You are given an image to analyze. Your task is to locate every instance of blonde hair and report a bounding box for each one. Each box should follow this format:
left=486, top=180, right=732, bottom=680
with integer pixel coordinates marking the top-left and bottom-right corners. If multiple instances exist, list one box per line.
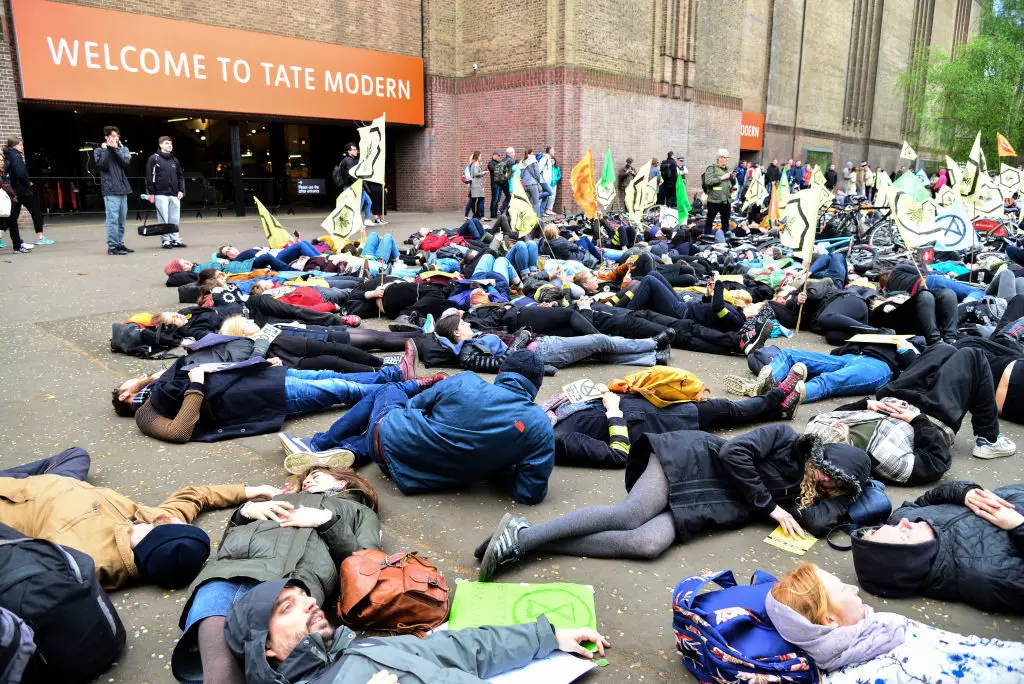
left=219, top=315, right=251, bottom=337
left=730, top=290, right=753, bottom=307
left=542, top=225, right=559, bottom=241
left=796, top=463, right=843, bottom=510
left=770, top=563, right=833, bottom=625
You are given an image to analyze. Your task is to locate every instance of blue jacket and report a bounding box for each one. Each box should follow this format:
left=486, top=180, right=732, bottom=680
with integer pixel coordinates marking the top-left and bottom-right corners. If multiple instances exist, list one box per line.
left=379, top=372, right=554, bottom=504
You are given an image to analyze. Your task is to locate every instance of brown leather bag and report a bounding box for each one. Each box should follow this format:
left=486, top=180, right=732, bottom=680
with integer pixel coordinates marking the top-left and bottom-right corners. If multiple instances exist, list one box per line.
left=336, top=550, right=451, bottom=635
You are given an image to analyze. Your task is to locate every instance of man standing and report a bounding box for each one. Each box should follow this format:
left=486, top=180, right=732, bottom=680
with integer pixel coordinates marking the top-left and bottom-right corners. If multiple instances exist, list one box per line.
left=5, top=137, right=51, bottom=246
left=94, top=126, right=134, bottom=255
left=825, top=163, right=838, bottom=191
left=498, top=147, right=516, bottom=214
left=704, top=149, right=735, bottom=236
left=487, top=150, right=505, bottom=218
left=658, top=151, right=678, bottom=207
left=766, top=158, right=781, bottom=188
left=856, top=162, right=869, bottom=196
left=145, top=136, right=186, bottom=249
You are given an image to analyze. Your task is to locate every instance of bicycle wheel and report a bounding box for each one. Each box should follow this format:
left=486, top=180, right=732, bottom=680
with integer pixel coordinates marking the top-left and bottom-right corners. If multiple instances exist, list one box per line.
left=867, top=220, right=904, bottom=250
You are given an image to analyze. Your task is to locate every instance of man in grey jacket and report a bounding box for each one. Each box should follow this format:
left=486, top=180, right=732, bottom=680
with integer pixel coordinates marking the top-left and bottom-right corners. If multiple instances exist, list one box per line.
left=224, top=578, right=609, bottom=683
left=94, top=125, right=134, bottom=255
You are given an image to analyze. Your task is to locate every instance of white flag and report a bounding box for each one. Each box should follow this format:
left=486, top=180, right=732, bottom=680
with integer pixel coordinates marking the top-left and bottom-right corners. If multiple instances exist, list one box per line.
left=935, top=199, right=978, bottom=251
left=900, top=141, right=918, bottom=161
left=323, top=179, right=364, bottom=243
left=781, top=189, right=818, bottom=261
left=350, top=114, right=386, bottom=184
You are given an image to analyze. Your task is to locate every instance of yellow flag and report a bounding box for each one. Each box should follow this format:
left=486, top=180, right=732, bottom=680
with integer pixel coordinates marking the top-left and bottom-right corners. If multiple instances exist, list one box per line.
left=624, top=161, right=656, bottom=224
left=945, top=156, right=963, bottom=197
left=887, top=188, right=941, bottom=248
left=781, top=189, right=817, bottom=262
left=509, top=177, right=539, bottom=236
left=962, top=132, right=984, bottom=199
left=874, top=167, right=894, bottom=206
left=351, top=114, right=386, bottom=184
left=742, top=167, right=767, bottom=212
left=254, top=196, right=292, bottom=249
left=965, top=172, right=1006, bottom=220
left=997, top=133, right=1017, bottom=157
left=570, top=148, right=599, bottom=219
left=321, top=179, right=364, bottom=245
left=900, top=141, right=918, bottom=161
left=811, top=165, right=827, bottom=188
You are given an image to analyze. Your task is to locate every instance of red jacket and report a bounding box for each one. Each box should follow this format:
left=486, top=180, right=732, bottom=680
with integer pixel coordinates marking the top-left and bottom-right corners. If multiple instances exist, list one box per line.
left=277, top=286, right=335, bottom=313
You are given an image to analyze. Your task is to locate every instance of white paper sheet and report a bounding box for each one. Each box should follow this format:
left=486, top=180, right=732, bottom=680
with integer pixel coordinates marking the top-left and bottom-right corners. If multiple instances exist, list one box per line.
left=487, top=651, right=597, bottom=683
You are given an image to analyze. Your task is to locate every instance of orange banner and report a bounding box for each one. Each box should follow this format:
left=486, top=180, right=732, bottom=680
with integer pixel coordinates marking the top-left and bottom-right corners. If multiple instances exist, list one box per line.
left=739, top=112, right=764, bottom=151
left=10, top=0, right=424, bottom=125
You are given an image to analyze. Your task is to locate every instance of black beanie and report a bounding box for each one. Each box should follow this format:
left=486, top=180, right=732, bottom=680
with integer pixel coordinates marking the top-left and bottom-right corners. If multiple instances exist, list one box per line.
left=500, top=350, right=544, bottom=392
left=851, top=527, right=938, bottom=598
left=133, top=524, right=211, bottom=589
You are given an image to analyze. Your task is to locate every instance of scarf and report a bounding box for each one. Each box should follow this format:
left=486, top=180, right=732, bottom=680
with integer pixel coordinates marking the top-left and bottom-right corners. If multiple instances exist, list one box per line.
left=764, top=593, right=907, bottom=671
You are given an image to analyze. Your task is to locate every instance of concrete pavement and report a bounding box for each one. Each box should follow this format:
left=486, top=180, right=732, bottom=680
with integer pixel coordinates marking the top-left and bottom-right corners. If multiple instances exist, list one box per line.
left=0, top=210, right=1020, bottom=683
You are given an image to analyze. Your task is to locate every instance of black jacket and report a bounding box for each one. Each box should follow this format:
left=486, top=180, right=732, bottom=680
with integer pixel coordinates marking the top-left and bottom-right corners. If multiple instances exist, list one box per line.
left=824, top=169, right=837, bottom=190
left=628, top=425, right=871, bottom=542
left=765, top=164, right=781, bottom=184
left=94, top=145, right=133, bottom=196
left=336, top=155, right=358, bottom=189
left=890, top=481, right=1024, bottom=614
left=145, top=151, right=185, bottom=196
left=659, top=158, right=678, bottom=184
left=3, top=147, right=31, bottom=197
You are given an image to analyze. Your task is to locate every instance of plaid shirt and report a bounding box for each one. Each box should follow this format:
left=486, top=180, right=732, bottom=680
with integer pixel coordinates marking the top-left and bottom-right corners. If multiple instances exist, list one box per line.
left=806, top=410, right=952, bottom=484
left=132, top=384, right=153, bottom=412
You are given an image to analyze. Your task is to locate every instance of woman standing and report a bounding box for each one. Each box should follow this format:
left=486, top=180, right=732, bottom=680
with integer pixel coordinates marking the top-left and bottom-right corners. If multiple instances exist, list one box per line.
left=465, top=151, right=485, bottom=220
left=0, top=151, right=26, bottom=253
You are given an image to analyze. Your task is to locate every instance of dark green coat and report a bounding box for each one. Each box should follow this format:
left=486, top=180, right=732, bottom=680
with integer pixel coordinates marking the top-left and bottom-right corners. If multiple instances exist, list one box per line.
left=180, top=490, right=382, bottom=623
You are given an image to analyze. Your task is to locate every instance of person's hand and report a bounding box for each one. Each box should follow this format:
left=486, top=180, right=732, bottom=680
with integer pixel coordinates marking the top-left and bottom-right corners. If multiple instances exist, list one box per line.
left=242, top=500, right=295, bottom=522
left=187, top=368, right=206, bottom=384
left=880, top=400, right=919, bottom=423
left=148, top=195, right=155, bottom=204
left=267, top=357, right=283, bottom=367
left=602, top=391, right=621, bottom=412
left=796, top=291, right=808, bottom=305
left=966, top=488, right=1022, bottom=530
left=769, top=505, right=806, bottom=538
left=554, top=627, right=610, bottom=659
left=244, top=485, right=283, bottom=501
left=101, top=142, right=108, bottom=149
left=280, top=506, right=332, bottom=528
left=177, top=191, right=184, bottom=199
left=366, top=672, right=398, bottom=684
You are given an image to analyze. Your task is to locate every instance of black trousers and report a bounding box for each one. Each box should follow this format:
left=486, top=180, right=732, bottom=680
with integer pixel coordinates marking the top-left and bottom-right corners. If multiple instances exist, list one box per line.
left=915, top=289, right=958, bottom=343
left=705, top=202, right=730, bottom=235
left=0, top=213, right=22, bottom=249
left=632, top=310, right=738, bottom=355
left=586, top=307, right=667, bottom=339
left=248, top=294, right=342, bottom=327
left=696, top=388, right=784, bottom=430
left=18, top=192, right=43, bottom=233
left=504, top=307, right=599, bottom=337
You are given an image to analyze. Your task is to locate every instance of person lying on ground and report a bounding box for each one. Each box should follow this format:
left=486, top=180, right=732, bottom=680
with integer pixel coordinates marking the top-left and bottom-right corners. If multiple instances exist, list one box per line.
left=197, top=269, right=360, bottom=327
left=765, top=562, right=1024, bottom=682
left=0, top=447, right=279, bottom=590
left=164, top=252, right=307, bottom=278
left=850, top=480, right=1023, bottom=615
left=223, top=578, right=609, bottom=684
left=549, top=383, right=805, bottom=468
left=617, top=272, right=749, bottom=332
left=216, top=240, right=322, bottom=267
left=279, top=351, right=553, bottom=504
left=171, top=465, right=382, bottom=684
left=474, top=424, right=871, bottom=581
left=878, top=265, right=959, bottom=345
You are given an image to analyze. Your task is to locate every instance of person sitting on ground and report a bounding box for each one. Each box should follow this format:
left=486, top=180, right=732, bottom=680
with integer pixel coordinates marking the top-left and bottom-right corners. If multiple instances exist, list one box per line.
left=0, top=447, right=279, bottom=590
left=765, top=563, right=1024, bottom=681
left=850, top=480, right=1024, bottom=615
left=223, top=578, right=609, bottom=684
left=171, top=465, right=382, bottom=684
left=474, top=424, right=871, bottom=581
left=280, top=351, right=554, bottom=504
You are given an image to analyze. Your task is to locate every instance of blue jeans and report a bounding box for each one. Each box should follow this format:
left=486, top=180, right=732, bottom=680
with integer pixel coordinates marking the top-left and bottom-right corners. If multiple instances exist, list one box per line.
left=473, top=253, right=515, bottom=282
left=103, top=195, right=128, bottom=249
left=507, top=240, right=539, bottom=275
left=769, top=350, right=892, bottom=403
left=276, top=241, right=321, bottom=262
left=0, top=448, right=90, bottom=480
left=810, top=252, right=848, bottom=288
left=490, top=182, right=508, bottom=217
left=457, top=218, right=485, bottom=241
left=283, top=366, right=411, bottom=416
left=538, top=182, right=553, bottom=210
left=924, top=274, right=984, bottom=302
left=533, top=334, right=657, bottom=368
left=363, top=232, right=398, bottom=262
left=310, top=383, right=416, bottom=466
left=361, top=190, right=374, bottom=220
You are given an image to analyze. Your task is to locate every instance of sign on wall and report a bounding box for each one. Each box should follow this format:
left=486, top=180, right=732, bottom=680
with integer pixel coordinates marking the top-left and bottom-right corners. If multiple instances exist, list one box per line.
left=10, top=0, right=425, bottom=125
left=740, top=112, right=765, bottom=151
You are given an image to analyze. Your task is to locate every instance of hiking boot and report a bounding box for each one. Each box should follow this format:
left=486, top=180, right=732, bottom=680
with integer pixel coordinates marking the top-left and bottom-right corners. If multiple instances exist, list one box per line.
left=341, top=315, right=361, bottom=327
left=972, top=435, right=1017, bottom=459
left=724, top=365, right=775, bottom=397
left=652, top=329, right=675, bottom=350
left=740, top=320, right=773, bottom=356
left=415, top=373, right=448, bottom=390
left=779, top=381, right=806, bottom=421
left=777, top=363, right=808, bottom=394
left=389, top=315, right=422, bottom=333
left=399, top=339, right=418, bottom=380
left=655, top=348, right=671, bottom=366
left=478, top=513, right=531, bottom=581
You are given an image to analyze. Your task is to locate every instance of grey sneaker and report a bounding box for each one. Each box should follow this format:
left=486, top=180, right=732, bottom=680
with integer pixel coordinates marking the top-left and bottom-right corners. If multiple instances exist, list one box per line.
left=972, top=435, right=1016, bottom=459
left=478, top=513, right=531, bottom=581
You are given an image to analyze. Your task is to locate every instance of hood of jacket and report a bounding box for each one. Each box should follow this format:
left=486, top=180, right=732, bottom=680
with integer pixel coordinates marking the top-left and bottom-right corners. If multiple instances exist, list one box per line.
left=494, top=370, right=539, bottom=400
left=799, top=433, right=870, bottom=497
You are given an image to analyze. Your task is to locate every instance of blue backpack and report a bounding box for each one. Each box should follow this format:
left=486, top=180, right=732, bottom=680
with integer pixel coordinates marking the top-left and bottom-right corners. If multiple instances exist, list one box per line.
left=672, top=570, right=819, bottom=684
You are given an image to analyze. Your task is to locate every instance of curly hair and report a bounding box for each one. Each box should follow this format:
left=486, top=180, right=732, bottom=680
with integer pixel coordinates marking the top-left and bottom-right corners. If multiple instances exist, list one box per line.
left=796, top=464, right=844, bottom=511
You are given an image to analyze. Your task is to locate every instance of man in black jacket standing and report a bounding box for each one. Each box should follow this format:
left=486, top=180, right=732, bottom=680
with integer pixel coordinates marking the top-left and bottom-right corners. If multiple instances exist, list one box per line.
left=145, top=136, right=187, bottom=249
left=4, top=137, right=51, bottom=246
left=658, top=152, right=678, bottom=208
left=94, top=125, right=134, bottom=255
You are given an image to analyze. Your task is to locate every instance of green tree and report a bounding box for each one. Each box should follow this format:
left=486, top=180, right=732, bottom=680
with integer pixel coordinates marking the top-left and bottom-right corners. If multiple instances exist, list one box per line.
left=901, top=0, right=1024, bottom=161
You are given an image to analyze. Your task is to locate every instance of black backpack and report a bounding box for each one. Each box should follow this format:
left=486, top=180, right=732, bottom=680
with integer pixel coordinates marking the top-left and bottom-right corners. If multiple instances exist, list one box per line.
left=492, top=159, right=511, bottom=187
left=331, top=162, right=344, bottom=187
left=110, top=323, right=179, bottom=359
left=701, top=167, right=711, bottom=193
left=0, top=524, right=126, bottom=683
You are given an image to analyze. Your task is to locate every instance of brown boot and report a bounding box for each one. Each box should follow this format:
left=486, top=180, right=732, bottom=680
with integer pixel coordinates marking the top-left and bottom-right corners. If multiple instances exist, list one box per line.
left=415, top=372, right=449, bottom=390
left=399, top=339, right=419, bottom=380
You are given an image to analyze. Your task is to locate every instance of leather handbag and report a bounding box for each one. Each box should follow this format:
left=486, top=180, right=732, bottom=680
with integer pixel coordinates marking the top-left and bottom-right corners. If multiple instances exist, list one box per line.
left=336, top=550, right=450, bottom=636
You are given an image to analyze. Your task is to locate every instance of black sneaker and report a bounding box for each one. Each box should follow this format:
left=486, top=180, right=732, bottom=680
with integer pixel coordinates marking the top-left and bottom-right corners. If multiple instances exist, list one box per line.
left=118, top=244, right=135, bottom=253
left=655, top=348, right=671, bottom=365
left=162, top=242, right=175, bottom=249
left=173, top=241, right=188, bottom=248
left=740, top=320, right=773, bottom=356
left=108, top=246, right=128, bottom=255
left=779, top=381, right=806, bottom=420
left=478, top=513, right=531, bottom=581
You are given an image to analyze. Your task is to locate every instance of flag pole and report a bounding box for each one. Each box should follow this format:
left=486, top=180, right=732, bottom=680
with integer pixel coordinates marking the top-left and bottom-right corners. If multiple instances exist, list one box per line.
left=794, top=247, right=812, bottom=333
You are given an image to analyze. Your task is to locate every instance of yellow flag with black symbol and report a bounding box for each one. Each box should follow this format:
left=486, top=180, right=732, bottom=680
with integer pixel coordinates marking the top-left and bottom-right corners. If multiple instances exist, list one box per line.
left=509, top=177, right=539, bottom=236
left=322, top=179, right=363, bottom=244
left=624, top=161, right=656, bottom=224
left=889, top=189, right=941, bottom=248
left=350, top=114, right=386, bottom=184
left=961, top=132, right=984, bottom=200
left=254, top=196, right=292, bottom=249
left=741, top=167, right=767, bottom=212
left=811, top=165, right=827, bottom=188
left=945, top=156, right=964, bottom=197
left=999, top=163, right=1022, bottom=198
left=964, top=172, right=1006, bottom=220
left=781, top=188, right=817, bottom=262
left=900, top=141, right=918, bottom=162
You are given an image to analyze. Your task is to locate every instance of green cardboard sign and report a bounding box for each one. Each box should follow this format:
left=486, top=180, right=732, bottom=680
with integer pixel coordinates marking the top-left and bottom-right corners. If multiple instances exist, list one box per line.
left=449, top=582, right=597, bottom=631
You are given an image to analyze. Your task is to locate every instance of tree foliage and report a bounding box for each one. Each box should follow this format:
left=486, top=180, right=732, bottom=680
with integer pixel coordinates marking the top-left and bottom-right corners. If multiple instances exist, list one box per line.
left=902, top=0, right=1024, bottom=161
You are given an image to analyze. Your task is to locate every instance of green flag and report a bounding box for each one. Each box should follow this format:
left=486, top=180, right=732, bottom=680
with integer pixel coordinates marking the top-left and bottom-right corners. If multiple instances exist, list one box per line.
left=676, top=176, right=691, bottom=225
left=596, top=146, right=616, bottom=212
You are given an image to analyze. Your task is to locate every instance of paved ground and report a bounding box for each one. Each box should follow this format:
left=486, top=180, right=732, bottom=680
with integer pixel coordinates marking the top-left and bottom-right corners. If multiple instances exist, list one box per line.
left=0, top=210, right=1021, bottom=683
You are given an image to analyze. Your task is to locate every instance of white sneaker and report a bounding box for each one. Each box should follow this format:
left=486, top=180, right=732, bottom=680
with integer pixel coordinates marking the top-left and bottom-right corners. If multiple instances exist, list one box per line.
left=21, top=243, right=34, bottom=249
left=972, top=435, right=1016, bottom=459
left=363, top=219, right=375, bottom=227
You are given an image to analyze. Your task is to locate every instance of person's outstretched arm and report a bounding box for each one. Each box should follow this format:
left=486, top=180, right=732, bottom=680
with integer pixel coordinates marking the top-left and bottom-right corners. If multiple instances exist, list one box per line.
left=509, top=428, right=555, bottom=505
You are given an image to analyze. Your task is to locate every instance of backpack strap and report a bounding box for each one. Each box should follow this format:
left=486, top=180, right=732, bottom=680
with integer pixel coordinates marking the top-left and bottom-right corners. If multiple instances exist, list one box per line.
left=674, top=570, right=738, bottom=609
left=826, top=524, right=857, bottom=551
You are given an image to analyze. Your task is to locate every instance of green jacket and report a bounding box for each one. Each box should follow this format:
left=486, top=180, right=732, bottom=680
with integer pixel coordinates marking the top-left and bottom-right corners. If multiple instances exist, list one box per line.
left=704, top=164, right=734, bottom=204
left=181, top=490, right=381, bottom=618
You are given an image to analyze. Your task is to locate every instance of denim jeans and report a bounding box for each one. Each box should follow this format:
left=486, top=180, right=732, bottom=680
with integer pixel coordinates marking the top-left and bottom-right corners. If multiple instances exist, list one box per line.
left=363, top=232, right=398, bottom=262
left=473, top=253, right=515, bottom=283
left=490, top=182, right=505, bottom=218
left=507, top=240, right=539, bottom=275
left=276, top=241, right=321, bottom=262
left=283, top=366, right=410, bottom=416
left=0, top=447, right=90, bottom=480
left=810, top=252, right=847, bottom=288
left=183, top=579, right=258, bottom=634
left=310, top=383, right=416, bottom=467
left=457, top=218, right=485, bottom=241
left=545, top=185, right=557, bottom=212
left=769, top=350, right=891, bottom=403
left=539, top=182, right=553, bottom=211
left=533, top=334, right=657, bottom=368
left=524, top=184, right=541, bottom=214
left=104, top=194, right=128, bottom=249
left=154, top=195, right=181, bottom=245
left=361, top=190, right=373, bottom=220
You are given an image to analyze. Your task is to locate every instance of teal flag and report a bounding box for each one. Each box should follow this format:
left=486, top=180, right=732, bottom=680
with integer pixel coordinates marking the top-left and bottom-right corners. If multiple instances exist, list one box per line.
left=676, top=176, right=691, bottom=225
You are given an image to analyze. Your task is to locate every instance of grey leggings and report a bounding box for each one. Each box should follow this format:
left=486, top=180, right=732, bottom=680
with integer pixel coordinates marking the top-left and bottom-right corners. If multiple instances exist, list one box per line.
left=518, top=455, right=675, bottom=560
left=988, top=269, right=1024, bottom=299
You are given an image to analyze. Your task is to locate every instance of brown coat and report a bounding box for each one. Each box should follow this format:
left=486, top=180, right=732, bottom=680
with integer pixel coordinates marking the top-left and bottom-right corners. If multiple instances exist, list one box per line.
left=0, top=475, right=246, bottom=590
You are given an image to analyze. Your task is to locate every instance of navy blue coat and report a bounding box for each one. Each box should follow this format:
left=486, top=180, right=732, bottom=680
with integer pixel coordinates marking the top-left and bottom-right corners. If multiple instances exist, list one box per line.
left=379, top=371, right=554, bottom=504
